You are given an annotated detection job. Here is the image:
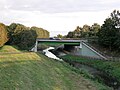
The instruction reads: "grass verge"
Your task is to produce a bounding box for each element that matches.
[0,45,101,90]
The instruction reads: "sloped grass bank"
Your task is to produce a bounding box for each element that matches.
[0,46,100,90]
[0,45,20,53]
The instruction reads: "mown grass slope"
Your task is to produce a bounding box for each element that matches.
[0,46,98,90]
[0,45,20,53]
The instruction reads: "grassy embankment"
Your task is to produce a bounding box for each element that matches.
[61,54,120,83]
[0,45,103,90]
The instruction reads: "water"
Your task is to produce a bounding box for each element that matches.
[65,61,120,90]
[43,47,63,61]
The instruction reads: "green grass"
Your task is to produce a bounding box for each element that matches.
[61,54,120,82]
[0,46,100,90]
[0,45,20,53]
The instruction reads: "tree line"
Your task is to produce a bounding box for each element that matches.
[66,23,100,38]
[64,10,120,51]
[0,23,49,50]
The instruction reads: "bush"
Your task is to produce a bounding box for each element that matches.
[0,23,8,47]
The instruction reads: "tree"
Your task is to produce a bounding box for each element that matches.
[0,23,8,47]
[98,18,117,50]
[98,10,120,51]
[7,23,37,50]
[111,10,120,50]
[0,22,49,50]
[7,23,27,44]
[82,24,90,32]
[111,10,120,29]
[66,26,82,38]
[90,23,100,37]
[66,31,74,38]
[114,32,120,50]
[57,34,63,38]
[73,26,82,38]
[17,30,37,50]
[82,24,90,37]
[30,26,49,38]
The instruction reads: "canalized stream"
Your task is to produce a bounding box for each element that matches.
[67,61,120,90]
[43,47,120,90]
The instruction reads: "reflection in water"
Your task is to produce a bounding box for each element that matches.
[43,47,63,61]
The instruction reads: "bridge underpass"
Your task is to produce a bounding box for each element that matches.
[32,39,107,59]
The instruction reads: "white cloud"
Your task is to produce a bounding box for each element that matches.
[98,0,120,4]
[0,9,114,36]
[1,0,120,13]
[9,11,109,36]
[0,0,120,36]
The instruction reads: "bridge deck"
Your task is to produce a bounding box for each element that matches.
[36,39,87,43]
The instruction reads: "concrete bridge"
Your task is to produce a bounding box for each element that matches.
[33,38,87,52]
[32,38,107,59]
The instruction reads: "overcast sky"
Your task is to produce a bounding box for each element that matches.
[0,0,120,36]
